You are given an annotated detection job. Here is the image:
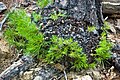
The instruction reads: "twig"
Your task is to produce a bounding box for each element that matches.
[63,70,67,80]
[0,14,9,31]
[104,16,108,21]
[57,74,64,80]
[0,4,18,31]
[0,56,33,80]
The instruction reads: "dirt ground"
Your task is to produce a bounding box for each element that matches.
[0,32,17,73]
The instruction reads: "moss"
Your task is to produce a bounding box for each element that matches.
[4,9,113,71]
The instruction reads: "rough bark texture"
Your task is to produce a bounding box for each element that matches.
[41,0,103,54]
[102,0,120,15]
[102,1,120,14]
[57,0,103,28]
[0,56,33,80]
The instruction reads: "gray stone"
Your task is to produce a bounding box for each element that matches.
[80,75,92,80]
[92,71,101,80]
[22,71,33,80]
[0,2,7,13]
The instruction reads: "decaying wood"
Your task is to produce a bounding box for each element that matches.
[102,1,120,14]
[42,0,103,54]
[0,56,33,80]
[64,0,104,28]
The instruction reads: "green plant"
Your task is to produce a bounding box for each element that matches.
[45,36,89,70]
[87,26,96,32]
[50,11,66,21]
[4,8,113,71]
[103,21,110,30]
[37,0,53,8]
[94,31,112,64]
[4,9,89,70]
[32,12,42,22]
[4,9,45,56]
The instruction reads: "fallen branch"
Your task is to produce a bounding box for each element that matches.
[0,14,9,31]
[63,70,68,80]
[0,3,18,31]
[0,56,33,80]
[102,2,120,14]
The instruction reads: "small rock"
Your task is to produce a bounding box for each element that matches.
[92,71,101,80]
[21,2,29,7]
[22,71,33,80]
[28,5,39,11]
[110,26,116,34]
[34,76,43,80]
[80,75,92,80]
[0,39,9,53]
[112,53,117,58]
[34,67,42,72]
[0,2,7,13]
[60,0,67,7]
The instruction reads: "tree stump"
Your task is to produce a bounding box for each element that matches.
[41,0,103,55]
[0,0,104,79]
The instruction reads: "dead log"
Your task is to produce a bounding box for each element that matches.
[0,56,33,80]
[102,1,120,14]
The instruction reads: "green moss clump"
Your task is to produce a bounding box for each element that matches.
[4,9,113,71]
[45,36,89,70]
[95,31,112,64]
[37,0,53,8]
[4,9,45,57]
[4,9,89,70]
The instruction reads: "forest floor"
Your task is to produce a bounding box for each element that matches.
[0,0,120,80]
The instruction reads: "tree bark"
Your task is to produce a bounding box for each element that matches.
[56,0,104,28]
[0,56,33,80]
[42,0,104,54]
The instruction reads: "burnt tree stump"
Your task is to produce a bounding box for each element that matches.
[41,0,104,55]
[0,0,104,79]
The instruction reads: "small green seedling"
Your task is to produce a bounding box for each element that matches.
[45,36,89,70]
[50,11,66,21]
[95,31,112,64]
[32,12,42,22]
[37,0,53,8]
[87,26,96,32]
[103,21,110,30]
[4,9,45,57]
